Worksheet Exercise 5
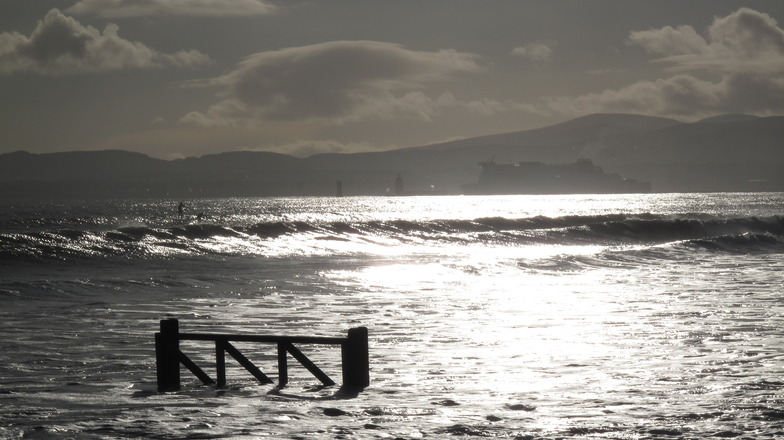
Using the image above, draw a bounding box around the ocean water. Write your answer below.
[1,193,783,439]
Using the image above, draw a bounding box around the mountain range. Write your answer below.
[1,113,782,199]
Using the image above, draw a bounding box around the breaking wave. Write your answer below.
[2,214,783,262]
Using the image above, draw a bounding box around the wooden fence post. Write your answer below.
[155,318,181,392]
[215,339,227,387]
[341,327,369,388]
[277,343,288,386]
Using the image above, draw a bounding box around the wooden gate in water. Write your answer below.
[154,319,369,392]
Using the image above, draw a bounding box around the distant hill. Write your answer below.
[312,113,680,168]
[406,113,680,155]
[595,115,784,191]
[0,150,167,181]
[305,114,685,193]
[696,114,761,124]
[1,113,782,198]
[0,149,314,198]
[598,116,784,164]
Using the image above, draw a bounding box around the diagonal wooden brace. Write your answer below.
[220,340,274,385]
[283,342,336,386]
[178,351,214,385]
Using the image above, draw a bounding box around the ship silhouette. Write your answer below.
[462,158,650,195]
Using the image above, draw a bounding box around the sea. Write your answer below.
[1,193,783,439]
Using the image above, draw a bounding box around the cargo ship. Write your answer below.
[462,158,650,195]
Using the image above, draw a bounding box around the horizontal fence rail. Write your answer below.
[154,319,369,392]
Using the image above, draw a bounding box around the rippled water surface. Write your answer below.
[1,193,783,439]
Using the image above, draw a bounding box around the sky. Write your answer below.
[1,1,784,159]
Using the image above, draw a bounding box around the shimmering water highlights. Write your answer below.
[1,193,783,439]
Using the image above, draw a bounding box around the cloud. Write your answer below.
[510,41,555,67]
[627,25,708,56]
[546,70,784,119]
[67,0,277,18]
[180,40,483,126]
[708,7,784,59]
[543,75,722,117]
[0,9,211,75]
[628,7,784,71]
[549,8,784,119]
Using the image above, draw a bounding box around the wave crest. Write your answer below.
[2,214,783,262]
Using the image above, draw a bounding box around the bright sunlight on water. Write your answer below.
[1,193,783,438]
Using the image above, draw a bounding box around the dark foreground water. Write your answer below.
[1,193,783,439]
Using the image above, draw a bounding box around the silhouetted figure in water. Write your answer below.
[177,202,184,219]
[196,212,203,222]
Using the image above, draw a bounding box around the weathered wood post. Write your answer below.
[341,326,369,388]
[277,342,288,386]
[155,318,181,392]
[215,339,227,387]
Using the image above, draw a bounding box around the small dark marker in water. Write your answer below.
[323,407,348,417]
[506,403,536,411]
[433,399,460,406]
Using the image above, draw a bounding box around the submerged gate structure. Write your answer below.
[154,319,369,392]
